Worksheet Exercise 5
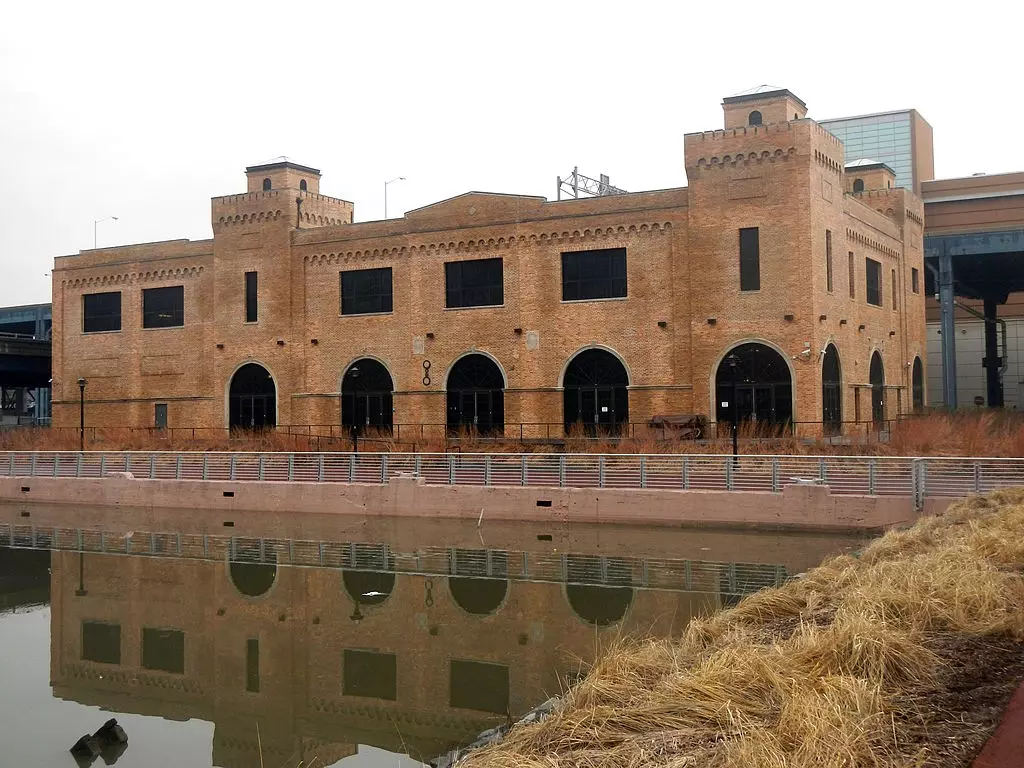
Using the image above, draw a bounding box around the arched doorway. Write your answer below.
[342,359,394,431]
[822,344,842,435]
[870,352,885,423]
[229,363,276,429]
[446,354,504,433]
[715,343,793,427]
[912,357,924,410]
[563,349,629,435]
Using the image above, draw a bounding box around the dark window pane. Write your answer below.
[825,230,833,292]
[343,649,396,700]
[341,268,393,315]
[154,403,168,430]
[142,286,184,328]
[561,248,627,301]
[445,258,503,308]
[739,228,760,291]
[911,267,920,294]
[848,252,856,299]
[246,638,260,693]
[83,292,121,333]
[450,660,509,714]
[142,628,185,674]
[82,622,121,665]
[866,258,882,306]
[245,271,258,322]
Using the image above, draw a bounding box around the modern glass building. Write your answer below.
[819,109,934,193]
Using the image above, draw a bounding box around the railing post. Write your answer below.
[771,456,780,492]
[818,458,827,484]
[725,456,733,491]
[318,454,325,483]
[917,459,927,508]
[7,453,13,477]
[149,454,156,480]
[485,455,492,487]
[868,458,877,495]
[974,461,982,494]
[520,455,527,487]
[598,456,606,489]
[684,560,693,591]
[53,454,59,477]
[349,454,356,482]
[449,454,456,485]
[76,453,83,477]
[175,455,182,480]
[682,456,690,489]
[559,455,566,488]
[639,456,647,489]
[288,454,295,482]
[258,455,265,481]
[381,454,388,484]
[202,454,209,481]
[30,453,37,477]
[229,454,237,481]
[415,454,422,478]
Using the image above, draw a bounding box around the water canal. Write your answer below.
[0,505,872,767]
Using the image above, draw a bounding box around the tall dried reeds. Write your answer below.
[460,490,1024,767]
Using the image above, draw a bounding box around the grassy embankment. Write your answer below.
[4,412,1024,456]
[461,490,1024,768]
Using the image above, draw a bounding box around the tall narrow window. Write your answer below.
[445,258,503,308]
[748,110,763,126]
[142,286,184,328]
[739,228,760,292]
[83,291,122,333]
[848,252,855,299]
[853,178,865,193]
[891,269,898,309]
[341,267,393,315]
[246,638,260,693]
[825,230,833,292]
[865,258,882,306]
[154,403,168,430]
[299,179,307,191]
[245,271,258,322]
[911,267,920,294]
[562,248,627,301]
[262,178,271,191]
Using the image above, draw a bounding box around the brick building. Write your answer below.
[51,89,927,435]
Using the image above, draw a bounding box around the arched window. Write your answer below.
[342,359,393,432]
[262,178,271,191]
[229,363,276,429]
[870,352,885,424]
[299,179,307,191]
[563,349,629,435]
[446,354,505,434]
[853,178,865,193]
[748,110,763,126]
[715,343,793,427]
[912,357,924,410]
[822,344,842,435]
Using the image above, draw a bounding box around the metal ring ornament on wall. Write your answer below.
[422,360,431,386]
[422,375,431,386]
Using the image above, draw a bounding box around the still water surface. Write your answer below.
[0,511,869,767]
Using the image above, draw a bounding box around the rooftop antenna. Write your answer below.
[556,167,627,201]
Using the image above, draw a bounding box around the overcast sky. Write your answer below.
[1,0,1021,307]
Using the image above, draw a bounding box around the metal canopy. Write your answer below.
[924,228,1024,301]
[0,336,51,388]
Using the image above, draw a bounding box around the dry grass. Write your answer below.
[460,490,1024,768]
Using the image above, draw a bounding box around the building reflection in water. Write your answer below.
[46,542,731,767]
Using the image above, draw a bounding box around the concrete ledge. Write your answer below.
[0,476,919,532]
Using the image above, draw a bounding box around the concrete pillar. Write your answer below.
[983,297,1004,407]
[939,247,958,408]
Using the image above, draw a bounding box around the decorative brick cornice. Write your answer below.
[846,228,900,259]
[304,222,672,267]
[694,148,796,169]
[63,265,204,289]
[217,210,283,227]
[813,148,842,176]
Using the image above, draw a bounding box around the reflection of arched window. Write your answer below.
[342,359,393,431]
[563,349,629,435]
[299,179,307,191]
[448,548,509,615]
[870,352,885,423]
[262,178,271,191]
[229,363,276,429]
[715,343,793,426]
[822,344,842,435]
[748,110,763,126]
[564,554,633,626]
[719,563,785,608]
[343,570,395,606]
[912,357,924,410]
[853,178,865,193]
[447,354,504,434]
[230,558,277,597]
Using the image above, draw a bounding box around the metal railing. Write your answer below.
[0,523,787,597]
[2,450,1024,500]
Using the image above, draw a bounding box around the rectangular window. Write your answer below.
[848,252,856,299]
[142,628,185,674]
[142,286,184,328]
[154,403,168,430]
[561,248,627,301]
[246,638,260,693]
[445,258,503,308]
[343,649,397,700]
[911,267,920,294]
[866,258,882,306]
[825,230,833,292]
[739,228,760,291]
[341,267,393,315]
[245,271,258,322]
[82,291,122,333]
[82,622,121,665]
[450,660,510,714]
[891,268,898,309]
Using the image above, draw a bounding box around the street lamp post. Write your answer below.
[348,365,361,453]
[726,355,740,463]
[77,377,87,452]
[93,216,118,249]
[384,177,406,220]
[75,551,87,597]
